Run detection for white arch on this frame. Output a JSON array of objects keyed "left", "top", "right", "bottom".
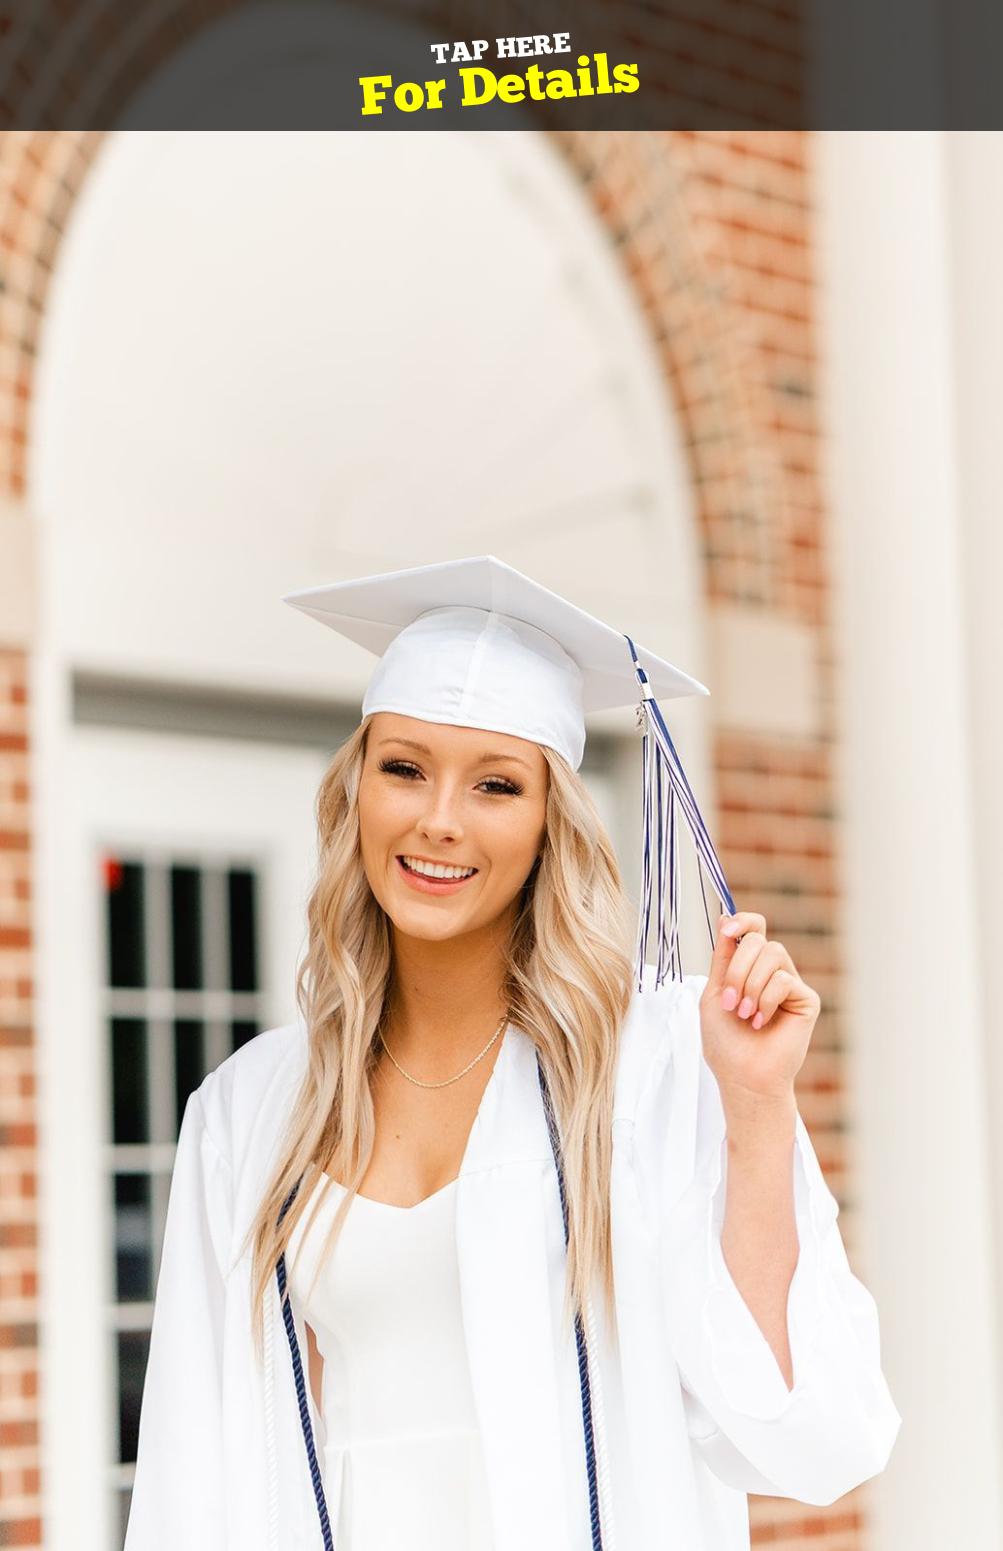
[{"left": 31, "top": 124, "right": 706, "bottom": 726}]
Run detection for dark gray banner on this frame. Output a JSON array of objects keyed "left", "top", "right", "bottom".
[{"left": 0, "top": 0, "right": 999, "bottom": 129}]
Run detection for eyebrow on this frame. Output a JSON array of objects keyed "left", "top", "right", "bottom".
[{"left": 376, "top": 736, "right": 533, "bottom": 771}]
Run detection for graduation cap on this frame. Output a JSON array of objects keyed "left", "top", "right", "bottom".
[{"left": 282, "top": 554, "right": 735, "bottom": 988}]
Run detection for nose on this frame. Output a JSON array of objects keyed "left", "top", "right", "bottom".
[{"left": 416, "top": 779, "right": 466, "bottom": 847}]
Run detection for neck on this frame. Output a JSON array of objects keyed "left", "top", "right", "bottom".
[{"left": 384, "top": 914, "right": 514, "bottom": 1067}]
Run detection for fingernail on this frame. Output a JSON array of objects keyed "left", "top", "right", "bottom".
[
  {"left": 721, "top": 986, "right": 739, "bottom": 1011},
  {"left": 752, "top": 1012, "right": 764, "bottom": 1029},
  {"left": 738, "top": 997, "right": 755, "bottom": 1019},
  {"left": 721, "top": 920, "right": 739, "bottom": 937}
]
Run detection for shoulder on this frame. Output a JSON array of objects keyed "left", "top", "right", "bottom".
[
  {"left": 193, "top": 1019, "right": 309, "bottom": 1168},
  {"left": 613, "top": 966, "right": 708, "bottom": 1122}
]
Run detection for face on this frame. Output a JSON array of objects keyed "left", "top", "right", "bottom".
[{"left": 357, "top": 712, "right": 549, "bottom": 944}]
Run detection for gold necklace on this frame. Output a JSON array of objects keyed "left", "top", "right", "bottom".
[{"left": 379, "top": 1008, "right": 510, "bottom": 1089}]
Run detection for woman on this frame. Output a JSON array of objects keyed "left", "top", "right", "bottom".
[{"left": 124, "top": 556, "right": 900, "bottom": 1551}]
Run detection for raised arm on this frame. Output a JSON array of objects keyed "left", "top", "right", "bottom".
[
  {"left": 702, "top": 909, "right": 819, "bottom": 1389},
  {"left": 632, "top": 949, "right": 901, "bottom": 1506}
]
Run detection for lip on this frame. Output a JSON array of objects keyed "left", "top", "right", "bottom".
[{"left": 395, "top": 855, "right": 479, "bottom": 895}]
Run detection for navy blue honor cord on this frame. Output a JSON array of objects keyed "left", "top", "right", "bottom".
[
  {"left": 536, "top": 1054, "right": 606, "bottom": 1550},
  {"left": 274, "top": 1054, "right": 606, "bottom": 1550},
  {"left": 275, "top": 1176, "right": 334, "bottom": 1549}
]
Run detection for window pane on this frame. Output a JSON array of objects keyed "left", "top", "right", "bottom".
[
  {"left": 117, "top": 1329, "right": 150, "bottom": 1464},
  {"left": 170, "top": 866, "right": 203, "bottom": 990},
  {"left": 114, "top": 1174, "right": 152, "bottom": 1302},
  {"left": 228, "top": 868, "right": 258, "bottom": 992},
  {"left": 106, "top": 851, "right": 267, "bottom": 1509},
  {"left": 231, "top": 1020, "right": 258, "bottom": 1052},
  {"left": 111, "top": 1019, "right": 148, "bottom": 1145},
  {"left": 174, "top": 1019, "right": 205, "bottom": 1134},
  {"left": 106, "top": 860, "right": 146, "bottom": 988}
]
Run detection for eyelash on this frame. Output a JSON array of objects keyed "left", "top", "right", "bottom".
[{"left": 377, "top": 757, "right": 523, "bottom": 796}]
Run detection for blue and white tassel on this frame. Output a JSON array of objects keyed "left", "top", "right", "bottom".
[{"left": 625, "top": 635, "right": 735, "bottom": 991}]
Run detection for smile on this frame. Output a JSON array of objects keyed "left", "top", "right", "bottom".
[{"left": 395, "top": 855, "right": 479, "bottom": 893}]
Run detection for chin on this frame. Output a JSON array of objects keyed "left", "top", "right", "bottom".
[{"left": 393, "top": 911, "right": 471, "bottom": 942}]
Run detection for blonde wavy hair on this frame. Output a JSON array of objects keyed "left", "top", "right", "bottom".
[{"left": 243, "top": 713, "right": 636, "bottom": 1360}]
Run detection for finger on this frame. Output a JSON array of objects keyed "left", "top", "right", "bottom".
[
  {"left": 763, "top": 937, "right": 798, "bottom": 976},
  {"left": 706, "top": 913, "right": 741, "bottom": 994},
  {"left": 720, "top": 910, "right": 767, "bottom": 944},
  {"left": 719, "top": 930, "right": 767, "bottom": 1010},
  {"left": 731, "top": 943, "right": 789, "bottom": 1019},
  {"left": 749, "top": 967, "right": 797, "bottom": 1028},
  {"left": 708, "top": 911, "right": 771, "bottom": 996}
]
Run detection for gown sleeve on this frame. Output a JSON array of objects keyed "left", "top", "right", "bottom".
[
  {"left": 124, "top": 1075, "right": 235, "bottom": 1549},
  {"left": 633, "top": 972, "right": 902, "bottom": 1505}
]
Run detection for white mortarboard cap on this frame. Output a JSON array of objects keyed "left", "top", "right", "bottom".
[
  {"left": 282, "top": 554, "right": 734, "bottom": 988},
  {"left": 281, "top": 554, "right": 708, "bottom": 771}
]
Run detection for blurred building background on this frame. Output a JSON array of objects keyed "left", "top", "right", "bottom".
[{"left": 0, "top": 103, "right": 999, "bottom": 1551}]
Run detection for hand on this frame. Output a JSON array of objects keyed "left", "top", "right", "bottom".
[{"left": 699, "top": 910, "right": 820, "bottom": 1105}]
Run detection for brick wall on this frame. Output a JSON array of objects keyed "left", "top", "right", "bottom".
[
  {"left": 0, "top": 648, "right": 38, "bottom": 1546},
  {"left": 0, "top": 95, "right": 864, "bottom": 1551}
]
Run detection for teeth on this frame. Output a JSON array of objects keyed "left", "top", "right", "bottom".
[{"left": 402, "top": 856, "right": 476, "bottom": 880}]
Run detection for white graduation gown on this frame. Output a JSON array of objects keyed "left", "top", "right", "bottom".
[{"left": 123, "top": 968, "right": 901, "bottom": 1551}]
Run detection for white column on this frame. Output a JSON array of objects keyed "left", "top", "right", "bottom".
[
  {"left": 814, "top": 130, "right": 1003, "bottom": 1548},
  {"left": 943, "top": 131, "right": 1003, "bottom": 1416}
]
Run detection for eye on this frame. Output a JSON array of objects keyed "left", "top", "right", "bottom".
[
  {"left": 378, "top": 758, "right": 421, "bottom": 780},
  {"left": 377, "top": 758, "right": 522, "bottom": 796}
]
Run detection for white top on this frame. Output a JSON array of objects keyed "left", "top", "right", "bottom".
[{"left": 286, "top": 1173, "right": 495, "bottom": 1550}]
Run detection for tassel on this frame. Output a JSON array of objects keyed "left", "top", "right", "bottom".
[{"left": 625, "top": 636, "right": 736, "bottom": 991}]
